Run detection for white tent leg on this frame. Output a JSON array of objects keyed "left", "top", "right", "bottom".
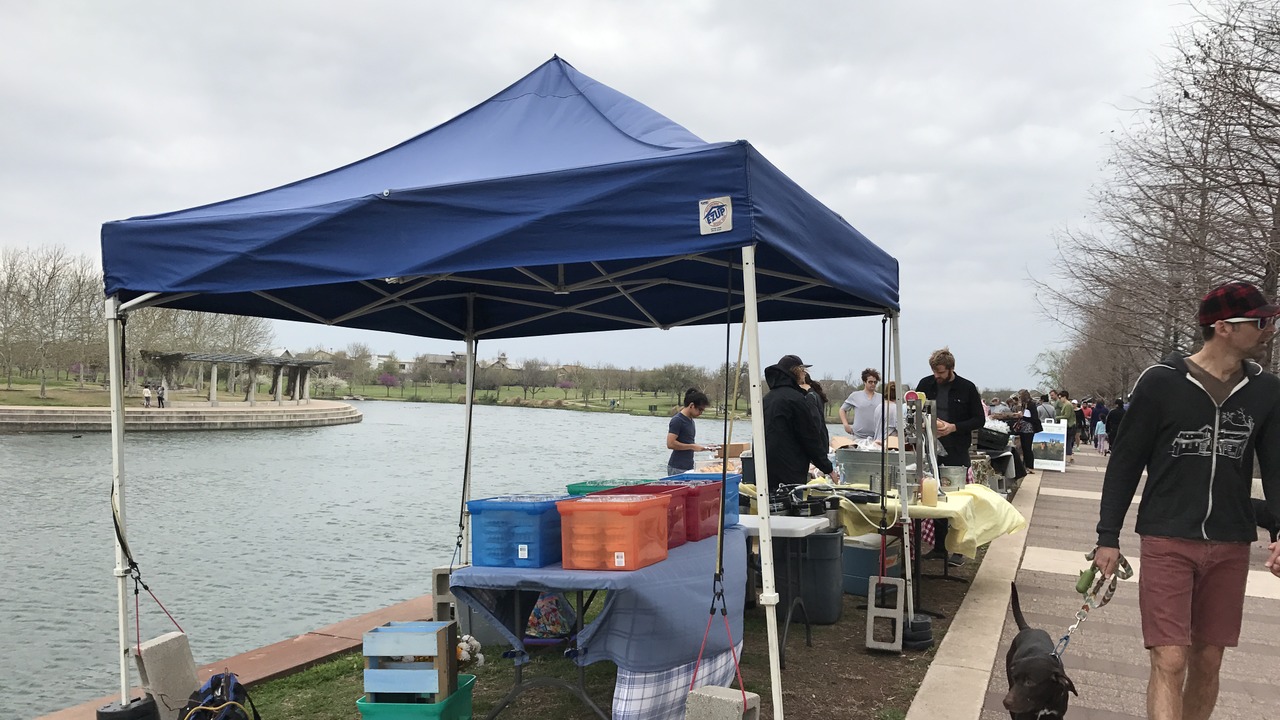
[
  {"left": 460, "top": 329, "right": 477, "bottom": 564},
  {"left": 106, "top": 296, "right": 131, "bottom": 703},
  {"left": 891, "top": 313, "right": 914, "bottom": 621},
  {"left": 741, "top": 245, "right": 785, "bottom": 720}
]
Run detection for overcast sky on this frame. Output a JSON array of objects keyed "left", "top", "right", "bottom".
[{"left": 1, "top": 1, "right": 1200, "bottom": 391}]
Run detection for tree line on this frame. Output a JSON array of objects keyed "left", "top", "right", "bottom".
[
  {"left": 0, "top": 246, "right": 274, "bottom": 398},
  {"left": 2, "top": 246, "right": 885, "bottom": 408},
  {"left": 1041, "top": 0, "right": 1280, "bottom": 400}
]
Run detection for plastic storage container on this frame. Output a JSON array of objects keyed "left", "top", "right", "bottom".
[
  {"left": 467, "top": 495, "right": 566, "bottom": 568},
  {"left": 773, "top": 527, "right": 846, "bottom": 625},
  {"left": 660, "top": 472, "right": 742, "bottom": 528},
  {"left": 842, "top": 533, "right": 901, "bottom": 596},
  {"left": 976, "top": 427, "right": 1011, "bottom": 450},
  {"left": 557, "top": 494, "right": 670, "bottom": 571},
  {"left": 591, "top": 484, "right": 690, "bottom": 548},
  {"left": 565, "top": 478, "right": 654, "bottom": 496},
  {"left": 356, "top": 674, "right": 475, "bottom": 720}
]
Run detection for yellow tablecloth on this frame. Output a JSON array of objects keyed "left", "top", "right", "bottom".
[
  {"left": 735, "top": 482, "right": 1025, "bottom": 559},
  {"left": 837, "top": 484, "right": 1026, "bottom": 558}
]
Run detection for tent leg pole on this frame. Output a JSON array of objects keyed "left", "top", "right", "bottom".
[
  {"left": 461, "top": 329, "right": 477, "bottom": 565},
  {"left": 741, "top": 246, "right": 785, "bottom": 720},
  {"left": 891, "top": 313, "right": 914, "bottom": 621},
  {"left": 106, "top": 296, "right": 131, "bottom": 704}
]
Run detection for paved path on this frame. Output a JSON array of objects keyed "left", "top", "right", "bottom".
[{"left": 978, "top": 449, "right": 1280, "bottom": 720}]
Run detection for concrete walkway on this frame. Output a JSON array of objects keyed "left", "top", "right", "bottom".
[
  {"left": 911, "top": 447, "right": 1280, "bottom": 720},
  {"left": 39, "top": 593, "right": 434, "bottom": 720}
]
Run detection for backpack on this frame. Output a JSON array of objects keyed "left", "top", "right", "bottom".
[{"left": 179, "top": 672, "right": 260, "bottom": 720}]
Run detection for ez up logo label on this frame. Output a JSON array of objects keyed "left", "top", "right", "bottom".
[{"left": 699, "top": 196, "right": 732, "bottom": 235}]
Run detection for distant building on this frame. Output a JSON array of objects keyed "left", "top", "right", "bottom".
[{"left": 369, "top": 354, "right": 416, "bottom": 374}]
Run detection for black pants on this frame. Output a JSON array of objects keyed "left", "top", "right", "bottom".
[{"left": 1019, "top": 432, "right": 1035, "bottom": 469}]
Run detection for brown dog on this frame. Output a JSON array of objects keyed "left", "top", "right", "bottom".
[{"left": 1004, "top": 583, "right": 1077, "bottom": 718}]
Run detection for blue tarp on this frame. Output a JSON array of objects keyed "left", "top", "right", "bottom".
[{"left": 101, "top": 57, "right": 898, "bottom": 339}]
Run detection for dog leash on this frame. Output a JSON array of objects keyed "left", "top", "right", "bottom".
[{"left": 1052, "top": 548, "right": 1134, "bottom": 658}]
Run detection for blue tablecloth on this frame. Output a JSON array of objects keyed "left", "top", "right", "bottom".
[{"left": 451, "top": 526, "right": 745, "bottom": 673}]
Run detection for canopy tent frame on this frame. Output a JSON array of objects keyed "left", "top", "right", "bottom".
[{"left": 99, "top": 57, "right": 903, "bottom": 720}]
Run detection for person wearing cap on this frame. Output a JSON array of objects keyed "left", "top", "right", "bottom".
[
  {"left": 839, "top": 368, "right": 881, "bottom": 440},
  {"left": 763, "top": 354, "right": 836, "bottom": 486},
  {"left": 915, "top": 347, "right": 985, "bottom": 568},
  {"left": 1094, "top": 280, "right": 1280, "bottom": 720}
]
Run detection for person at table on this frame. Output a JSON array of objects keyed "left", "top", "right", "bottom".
[
  {"left": 666, "top": 388, "right": 710, "bottom": 476},
  {"left": 764, "top": 355, "right": 836, "bottom": 485},
  {"left": 916, "top": 347, "right": 986, "bottom": 568},
  {"left": 871, "top": 380, "right": 899, "bottom": 444},
  {"left": 1013, "top": 388, "right": 1043, "bottom": 474},
  {"left": 839, "top": 368, "right": 881, "bottom": 440},
  {"left": 800, "top": 371, "right": 831, "bottom": 447}
]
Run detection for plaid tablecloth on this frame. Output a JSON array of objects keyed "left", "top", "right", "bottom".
[{"left": 612, "top": 641, "right": 745, "bottom": 720}]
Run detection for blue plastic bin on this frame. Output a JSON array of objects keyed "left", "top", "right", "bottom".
[
  {"left": 467, "top": 494, "right": 567, "bottom": 568},
  {"left": 661, "top": 472, "right": 741, "bottom": 527}
]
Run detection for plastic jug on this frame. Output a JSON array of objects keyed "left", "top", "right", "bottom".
[{"left": 920, "top": 477, "right": 939, "bottom": 507}]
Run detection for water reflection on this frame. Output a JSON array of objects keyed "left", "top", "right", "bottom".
[{"left": 1, "top": 401, "right": 770, "bottom": 716}]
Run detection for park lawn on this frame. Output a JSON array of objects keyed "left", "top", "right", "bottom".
[{"left": 0, "top": 377, "right": 789, "bottom": 421}]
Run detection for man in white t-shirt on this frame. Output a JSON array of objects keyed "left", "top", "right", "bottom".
[{"left": 839, "top": 368, "right": 881, "bottom": 439}]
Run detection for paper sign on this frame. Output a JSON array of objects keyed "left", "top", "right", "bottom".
[
  {"left": 614, "top": 551, "right": 626, "bottom": 567},
  {"left": 517, "top": 544, "right": 529, "bottom": 559}
]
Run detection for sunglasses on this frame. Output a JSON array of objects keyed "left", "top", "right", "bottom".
[{"left": 1222, "top": 316, "right": 1276, "bottom": 330}]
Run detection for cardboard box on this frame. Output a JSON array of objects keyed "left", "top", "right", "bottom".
[{"left": 714, "top": 442, "right": 750, "bottom": 459}]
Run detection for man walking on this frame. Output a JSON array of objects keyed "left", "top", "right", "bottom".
[
  {"left": 915, "top": 347, "right": 985, "bottom": 567},
  {"left": 1094, "top": 281, "right": 1280, "bottom": 720}
]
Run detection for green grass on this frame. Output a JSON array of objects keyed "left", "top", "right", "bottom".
[
  {"left": 248, "top": 649, "right": 618, "bottom": 720},
  {"left": 0, "top": 375, "right": 780, "bottom": 420}
]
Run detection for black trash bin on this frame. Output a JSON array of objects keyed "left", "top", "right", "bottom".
[{"left": 771, "top": 527, "right": 845, "bottom": 625}]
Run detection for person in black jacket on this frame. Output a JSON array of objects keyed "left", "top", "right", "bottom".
[
  {"left": 1104, "top": 397, "right": 1126, "bottom": 447},
  {"left": 915, "top": 347, "right": 986, "bottom": 567},
  {"left": 1094, "top": 281, "right": 1280, "bottom": 720},
  {"left": 762, "top": 355, "right": 835, "bottom": 487}
]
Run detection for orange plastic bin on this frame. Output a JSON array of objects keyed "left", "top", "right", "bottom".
[
  {"left": 590, "top": 484, "right": 689, "bottom": 549},
  {"left": 556, "top": 494, "right": 670, "bottom": 571}
]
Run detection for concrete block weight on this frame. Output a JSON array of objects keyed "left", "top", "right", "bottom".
[
  {"left": 686, "top": 686, "right": 760, "bottom": 720},
  {"left": 133, "top": 631, "right": 198, "bottom": 720}
]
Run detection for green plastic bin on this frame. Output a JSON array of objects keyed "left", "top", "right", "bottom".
[
  {"left": 565, "top": 478, "right": 655, "bottom": 496},
  {"left": 356, "top": 674, "right": 476, "bottom": 720}
]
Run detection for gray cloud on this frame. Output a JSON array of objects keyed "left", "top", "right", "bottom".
[{"left": 0, "top": 0, "right": 1199, "bottom": 389}]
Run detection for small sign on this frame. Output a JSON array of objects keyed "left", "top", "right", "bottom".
[
  {"left": 698, "top": 196, "right": 732, "bottom": 235},
  {"left": 517, "top": 544, "right": 529, "bottom": 560},
  {"left": 1035, "top": 421, "right": 1068, "bottom": 473},
  {"left": 614, "top": 551, "right": 626, "bottom": 567}
]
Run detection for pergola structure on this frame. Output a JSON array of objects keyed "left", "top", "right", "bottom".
[{"left": 140, "top": 350, "right": 331, "bottom": 406}]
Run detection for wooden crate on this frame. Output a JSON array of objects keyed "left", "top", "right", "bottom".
[{"left": 363, "top": 620, "right": 459, "bottom": 704}]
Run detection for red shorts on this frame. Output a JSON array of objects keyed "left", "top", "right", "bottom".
[{"left": 1138, "top": 535, "right": 1251, "bottom": 648}]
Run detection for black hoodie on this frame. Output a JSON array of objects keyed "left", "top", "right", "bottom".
[
  {"left": 1096, "top": 353, "right": 1280, "bottom": 548},
  {"left": 762, "top": 364, "right": 834, "bottom": 485}
]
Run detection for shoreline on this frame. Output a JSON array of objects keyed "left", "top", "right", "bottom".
[
  {"left": 37, "top": 594, "right": 435, "bottom": 720},
  {"left": 0, "top": 399, "right": 362, "bottom": 433}
]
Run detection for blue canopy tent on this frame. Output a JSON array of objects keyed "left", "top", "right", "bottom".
[{"left": 100, "top": 57, "right": 903, "bottom": 718}]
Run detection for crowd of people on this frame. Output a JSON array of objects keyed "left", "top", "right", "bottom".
[{"left": 660, "top": 279, "right": 1280, "bottom": 720}]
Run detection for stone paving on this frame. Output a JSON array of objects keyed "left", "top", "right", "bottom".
[{"left": 978, "top": 448, "right": 1280, "bottom": 720}]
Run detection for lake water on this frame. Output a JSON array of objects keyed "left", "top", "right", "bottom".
[{"left": 0, "top": 400, "right": 787, "bottom": 717}]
